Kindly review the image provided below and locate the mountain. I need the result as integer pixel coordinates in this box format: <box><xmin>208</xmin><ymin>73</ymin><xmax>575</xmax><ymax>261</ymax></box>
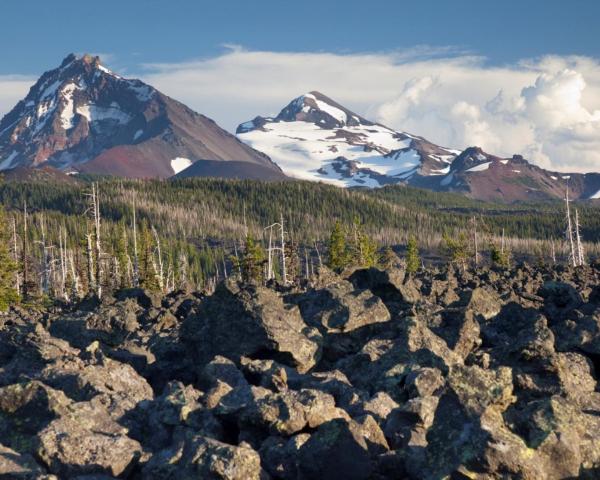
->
<box><xmin>237</xmin><ymin>92</ymin><xmax>600</xmax><ymax>201</ymax></box>
<box><xmin>174</xmin><ymin>160</ymin><xmax>287</xmax><ymax>181</ymax></box>
<box><xmin>0</xmin><ymin>54</ymin><xmax>281</xmax><ymax>179</ymax></box>
<box><xmin>237</xmin><ymin>91</ymin><xmax>460</xmax><ymax>188</ymax></box>
<box><xmin>410</xmin><ymin>146</ymin><xmax>600</xmax><ymax>202</ymax></box>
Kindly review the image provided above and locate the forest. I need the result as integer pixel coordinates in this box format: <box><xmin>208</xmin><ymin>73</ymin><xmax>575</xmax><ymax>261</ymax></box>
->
<box><xmin>0</xmin><ymin>174</ymin><xmax>597</xmax><ymax>307</ymax></box>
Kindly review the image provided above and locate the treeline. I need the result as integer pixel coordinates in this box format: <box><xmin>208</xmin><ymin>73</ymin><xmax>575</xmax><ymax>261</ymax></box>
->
<box><xmin>0</xmin><ymin>176</ymin><xmax>597</xmax><ymax>309</ymax></box>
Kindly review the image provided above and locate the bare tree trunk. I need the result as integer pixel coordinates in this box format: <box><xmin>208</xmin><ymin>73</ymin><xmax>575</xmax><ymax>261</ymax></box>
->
<box><xmin>178</xmin><ymin>251</ymin><xmax>188</xmax><ymax>289</ymax></box>
<box><xmin>314</xmin><ymin>241</ymin><xmax>323</xmax><ymax>268</ymax></box>
<box><xmin>151</xmin><ymin>226</ymin><xmax>164</xmax><ymax>291</ymax></box>
<box><xmin>22</xmin><ymin>201</ymin><xmax>29</xmax><ymax>300</ymax></box>
<box><xmin>58</xmin><ymin>227</ymin><xmax>68</xmax><ymax>301</ymax></box>
<box><xmin>472</xmin><ymin>216</ymin><xmax>479</xmax><ymax>267</ymax></box>
<box><xmin>132</xmin><ymin>195</ymin><xmax>139</xmax><ymax>287</ymax></box>
<box><xmin>86</xmin><ymin>230</ymin><xmax>95</xmax><ymax>296</ymax></box>
<box><xmin>575</xmin><ymin>209</ymin><xmax>585</xmax><ymax>266</ymax></box>
<box><xmin>550</xmin><ymin>238</ymin><xmax>556</xmax><ymax>264</ymax></box>
<box><xmin>11</xmin><ymin>216</ymin><xmax>20</xmax><ymax>297</ymax></box>
<box><xmin>68</xmin><ymin>251</ymin><xmax>81</xmax><ymax>299</ymax></box>
<box><xmin>501</xmin><ymin>228</ymin><xmax>505</xmax><ymax>255</ymax></box>
<box><xmin>40</xmin><ymin>215</ymin><xmax>50</xmax><ymax>296</ymax></box>
<box><xmin>280</xmin><ymin>213</ymin><xmax>287</xmax><ymax>285</ymax></box>
<box><xmin>222</xmin><ymin>256</ymin><xmax>228</xmax><ymax>279</ymax></box>
<box><xmin>266</xmin><ymin>226</ymin><xmax>273</xmax><ymax>280</ymax></box>
<box><xmin>93</xmin><ymin>183</ymin><xmax>102</xmax><ymax>298</ymax></box>
<box><xmin>565</xmin><ymin>185</ymin><xmax>577</xmax><ymax>267</ymax></box>
<box><xmin>304</xmin><ymin>247</ymin><xmax>309</xmax><ymax>279</ymax></box>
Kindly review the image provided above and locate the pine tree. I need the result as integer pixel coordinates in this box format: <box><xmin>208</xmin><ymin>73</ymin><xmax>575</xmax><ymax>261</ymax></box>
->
<box><xmin>442</xmin><ymin>231</ymin><xmax>469</xmax><ymax>271</ymax></box>
<box><xmin>405</xmin><ymin>236</ymin><xmax>420</xmax><ymax>274</ymax></box>
<box><xmin>327</xmin><ymin>220</ymin><xmax>348</xmax><ymax>271</ymax></box>
<box><xmin>0</xmin><ymin>207</ymin><xmax>19</xmax><ymax>310</ymax></box>
<box><xmin>114</xmin><ymin>224</ymin><xmax>129</xmax><ymax>288</ymax></box>
<box><xmin>241</xmin><ymin>234</ymin><xmax>265</xmax><ymax>283</ymax></box>
<box><xmin>348</xmin><ymin>217</ymin><xmax>378</xmax><ymax>268</ymax></box>
<box><xmin>490</xmin><ymin>243</ymin><xmax>510</xmax><ymax>269</ymax></box>
<box><xmin>139</xmin><ymin>223</ymin><xmax>159</xmax><ymax>290</ymax></box>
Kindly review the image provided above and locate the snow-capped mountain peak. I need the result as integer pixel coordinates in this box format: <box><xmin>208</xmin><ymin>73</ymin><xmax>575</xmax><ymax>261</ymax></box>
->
<box><xmin>0</xmin><ymin>53</ymin><xmax>278</xmax><ymax>178</ymax></box>
<box><xmin>236</xmin><ymin>92</ymin><xmax>460</xmax><ymax>187</ymax></box>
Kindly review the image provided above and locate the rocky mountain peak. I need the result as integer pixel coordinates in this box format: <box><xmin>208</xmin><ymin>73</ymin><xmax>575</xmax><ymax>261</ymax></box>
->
<box><xmin>277</xmin><ymin>91</ymin><xmax>373</xmax><ymax>128</ymax></box>
<box><xmin>0</xmin><ymin>54</ymin><xmax>277</xmax><ymax>178</ymax></box>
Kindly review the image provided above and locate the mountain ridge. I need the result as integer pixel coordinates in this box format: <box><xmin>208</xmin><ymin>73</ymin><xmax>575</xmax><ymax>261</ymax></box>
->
<box><xmin>237</xmin><ymin>92</ymin><xmax>600</xmax><ymax>201</ymax></box>
<box><xmin>0</xmin><ymin>53</ymin><xmax>281</xmax><ymax>179</ymax></box>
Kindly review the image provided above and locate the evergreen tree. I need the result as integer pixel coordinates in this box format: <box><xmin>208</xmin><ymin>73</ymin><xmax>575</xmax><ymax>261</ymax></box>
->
<box><xmin>114</xmin><ymin>224</ymin><xmax>130</xmax><ymax>288</ymax></box>
<box><xmin>442</xmin><ymin>231</ymin><xmax>469</xmax><ymax>271</ymax></box>
<box><xmin>327</xmin><ymin>220</ymin><xmax>348</xmax><ymax>271</ymax></box>
<box><xmin>349</xmin><ymin>217</ymin><xmax>378</xmax><ymax>268</ymax></box>
<box><xmin>0</xmin><ymin>208</ymin><xmax>19</xmax><ymax>310</ymax></box>
<box><xmin>241</xmin><ymin>234</ymin><xmax>265</xmax><ymax>283</ymax></box>
<box><xmin>490</xmin><ymin>243</ymin><xmax>510</xmax><ymax>269</ymax></box>
<box><xmin>405</xmin><ymin>236</ymin><xmax>420</xmax><ymax>274</ymax></box>
<box><xmin>139</xmin><ymin>223</ymin><xmax>159</xmax><ymax>290</ymax></box>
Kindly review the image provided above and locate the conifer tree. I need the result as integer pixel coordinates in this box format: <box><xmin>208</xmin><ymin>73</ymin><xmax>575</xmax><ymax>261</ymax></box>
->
<box><xmin>327</xmin><ymin>220</ymin><xmax>348</xmax><ymax>271</ymax></box>
<box><xmin>114</xmin><ymin>224</ymin><xmax>129</xmax><ymax>288</ymax></box>
<box><xmin>442</xmin><ymin>231</ymin><xmax>469</xmax><ymax>271</ymax></box>
<box><xmin>490</xmin><ymin>243</ymin><xmax>510</xmax><ymax>269</ymax></box>
<box><xmin>348</xmin><ymin>217</ymin><xmax>378</xmax><ymax>268</ymax></box>
<box><xmin>405</xmin><ymin>236</ymin><xmax>420</xmax><ymax>274</ymax></box>
<box><xmin>139</xmin><ymin>223</ymin><xmax>159</xmax><ymax>290</ymax></box>
<box><xmin>241</xmin><ymin>234</ymin><xmax>265</xmax><ymax>283</ymax></box>
<box><xmin>0</xmin><ymin>207</ymin><xmax>19</xmax><ymax>310</ymax></box>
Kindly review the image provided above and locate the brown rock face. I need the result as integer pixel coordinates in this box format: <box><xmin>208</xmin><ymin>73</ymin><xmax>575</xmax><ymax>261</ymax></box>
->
<box><xmin>0</xmin><ymin>54</ymin><xmax>282</xmax><ymax>179</ymax></box>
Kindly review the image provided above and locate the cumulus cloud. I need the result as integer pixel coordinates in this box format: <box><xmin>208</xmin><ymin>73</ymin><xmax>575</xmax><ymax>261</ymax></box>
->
<box><xmin>138</xmin><ymin>47</ymin><xmax>600</xmax><ymax>172</ymax></box>
<box><xmin>2</xmin><ymin>47</ymin><xmax>600</xmax><ymax>172</ymax></box>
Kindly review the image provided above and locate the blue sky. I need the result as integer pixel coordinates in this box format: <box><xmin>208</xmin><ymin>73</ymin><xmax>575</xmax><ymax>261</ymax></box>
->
<box><xmin>1</xmin><ymin>0</ymin><xmax>600</xmax><ymax>172</ymax></box>
<box><xmin>1</xmin><ymin>0</ymin><xmax>599</xmax><ymax>75</ymax></box>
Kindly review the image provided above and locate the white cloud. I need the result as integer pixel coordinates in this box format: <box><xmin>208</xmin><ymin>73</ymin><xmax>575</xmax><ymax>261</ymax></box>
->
<box><xmin>139</xmin><ymin>47</ymin><xmax>600</xmax><ymax>172</ymax></box>
<box><xmin>2</xmin><ymin>47</ymin><xmax>600</xmax><ymax>172</ymax></box>
<box><xmin>0</xmin><ymin>75</ymin><xmax>36</xmax><ymax>121</ymax></box>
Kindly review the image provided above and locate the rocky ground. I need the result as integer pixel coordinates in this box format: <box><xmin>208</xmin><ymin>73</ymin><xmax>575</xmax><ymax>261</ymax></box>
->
<box><xmin>1</xmin><ymin>261</ymin><xmax>600</xmax><ymax>479</ymax></box>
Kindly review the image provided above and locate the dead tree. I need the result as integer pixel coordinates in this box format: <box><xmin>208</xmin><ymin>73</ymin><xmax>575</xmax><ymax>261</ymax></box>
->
<box><xmin>471</xmin><ymin>216</ymin><xmax>479</xmax><ymax>267</ymax></box>
<box><xmin>280</xmin><ymin>213</ymin><xmax>287</xmax><ymax>284</ymax></box>
<box><xmin>132</xmin><ymin>195</ymin><xmax>140</xmax><ymax>287</ymax></box>
<box><xmin>314</xmin><ymin>241</ymin><xmax>323</xmax><ymax>269</ymax></box>
<box><xmin>85</xmin><ymin>227</ymin><xmax>95</xmax><ymax>295</ymax></box>
<box><xmin>151</xmin><ymin>226</ymin><xmax>165</xmax><ymax>291</ymax></box>
<box><xmin>565</xmin><ymin>184</ymin><xmax>577</xmax><ymax>267</ymax></box>
<box><xmin>58</xmin><ymin>227</ymin><xmax>69</xmax><ymax>301</ymax></box>
<box><xmin>85</xmin><ymin>183</ymin><xmax>103</xmax><ymax>298</ymax></box>
<box><xmin>264</xmin><ymin>213</ymin><xmax>288</xmax><ymax>284</ymax></box>
<box><xmin>575</xmin><ymin>209</ymin><xmax>585</xmax><ymax>266</ymax></box>
<box><xmin>38</xmin><ymin>215</ymin><xmax>51</xmax><ymax>296</ymax></box>
<box><xmin>21</xmin><ymin>201</ymin><xmax>30</xmax><ymax>300</ymax></box>
<box><xmin>11</xmin><ymin>215</ymin><xmax>20</xmax><ymax>297</ymax></box>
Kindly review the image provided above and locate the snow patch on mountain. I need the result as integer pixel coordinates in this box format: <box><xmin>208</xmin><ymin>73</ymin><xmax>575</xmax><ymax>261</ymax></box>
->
<box><xmin>0</xmin><ymin>151</ymin><xmax>18</xmax><ymax>170</ymax></box>
<box><xmin>60</xmin><ymin>83</ymin><xmax>81</xmax><ymax>129</ymax></box>
<box><xmin>466</xmin><ymin>162</ymin><xmax>491</xmax><ymax>172</ymax></box>
<box><xmin>239</xmin><ymin>120</ymin><xmax>417</xmax><ymax>183</ymax></box>
<box><xmin>305</xmin><ymin>93</ymin><xmax>347</xmax><ymax>124</ymax></box>
<box><xmin>171</xmin><ymin>157</ymin><xmax>193</xmax><ymax>174</ymax></box>
<box><xmin>76</xmin><ymin>104</ymin><xmax>131</xmax><ymax>124</ymax></box>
